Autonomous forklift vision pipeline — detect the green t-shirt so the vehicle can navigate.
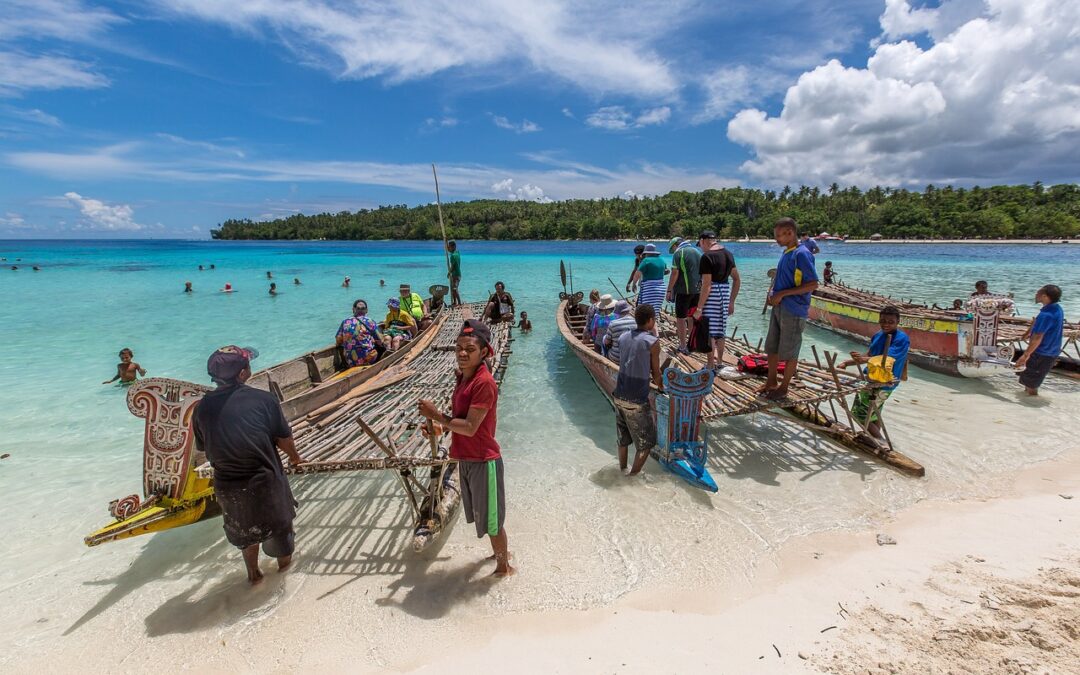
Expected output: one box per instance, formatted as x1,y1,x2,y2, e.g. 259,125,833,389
637,256,667,281
672,244,702,294
401,292,425,320
449,250,461,278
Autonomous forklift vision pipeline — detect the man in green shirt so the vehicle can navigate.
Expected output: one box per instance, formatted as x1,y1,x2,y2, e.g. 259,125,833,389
666,236,702,352
399,283,427,323
448,240,462,306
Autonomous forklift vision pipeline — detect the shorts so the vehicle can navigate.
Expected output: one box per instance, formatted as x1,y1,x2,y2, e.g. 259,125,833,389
765,304,807,360
458,458,506,538
702,282,730,339
216,472,297,554
852,388,893,424
674,292,699,319
450,276,461,291
1018,353,1056,390
614,397,657,452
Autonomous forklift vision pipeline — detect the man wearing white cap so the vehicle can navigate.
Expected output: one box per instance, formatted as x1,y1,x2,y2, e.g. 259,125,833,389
631,243,667,327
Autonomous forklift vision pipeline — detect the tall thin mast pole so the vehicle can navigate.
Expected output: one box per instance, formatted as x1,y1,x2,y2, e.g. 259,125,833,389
432,164,452,283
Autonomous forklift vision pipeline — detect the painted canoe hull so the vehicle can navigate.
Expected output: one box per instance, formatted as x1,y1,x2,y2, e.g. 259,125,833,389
808,296,965,375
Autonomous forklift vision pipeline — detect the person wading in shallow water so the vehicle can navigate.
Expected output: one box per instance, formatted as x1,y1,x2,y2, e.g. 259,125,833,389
193,346,306,585
418,320,514,577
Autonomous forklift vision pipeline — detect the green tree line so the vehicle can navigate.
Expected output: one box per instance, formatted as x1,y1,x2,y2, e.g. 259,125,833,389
211,183,1080,241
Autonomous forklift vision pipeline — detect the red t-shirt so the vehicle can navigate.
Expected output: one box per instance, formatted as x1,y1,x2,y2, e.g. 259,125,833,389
449,363,501,461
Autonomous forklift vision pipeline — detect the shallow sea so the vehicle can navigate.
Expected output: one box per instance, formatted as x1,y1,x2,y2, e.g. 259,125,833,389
0,239,1078,669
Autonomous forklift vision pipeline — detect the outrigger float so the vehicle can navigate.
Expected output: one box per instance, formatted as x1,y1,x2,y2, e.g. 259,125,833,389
557,276,925,493
810,283,1080,377
85,301,513,552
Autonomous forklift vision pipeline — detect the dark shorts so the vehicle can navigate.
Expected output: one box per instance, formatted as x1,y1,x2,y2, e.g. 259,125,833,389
458,458,506,538
215,471,297,554
451,276,461,290
614,397,657,452
1018,353,1056,390
674,293,699,319
765,304,807,361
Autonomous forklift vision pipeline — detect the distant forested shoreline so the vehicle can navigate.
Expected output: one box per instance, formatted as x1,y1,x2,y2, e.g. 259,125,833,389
211,183,1080,241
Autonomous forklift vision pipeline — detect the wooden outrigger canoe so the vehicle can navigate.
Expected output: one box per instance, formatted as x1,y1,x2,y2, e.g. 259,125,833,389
557,281,924,480
810,283,1079,377
85,302,514,552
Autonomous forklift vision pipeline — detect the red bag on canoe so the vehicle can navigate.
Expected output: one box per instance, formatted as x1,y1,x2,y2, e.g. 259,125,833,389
737,353,785,375
687,317,711,354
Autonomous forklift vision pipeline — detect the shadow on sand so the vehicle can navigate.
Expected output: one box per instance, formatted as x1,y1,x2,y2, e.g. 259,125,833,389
67,470,494,637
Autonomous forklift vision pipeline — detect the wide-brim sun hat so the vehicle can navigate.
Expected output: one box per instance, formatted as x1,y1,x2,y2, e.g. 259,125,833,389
668,236,683,253
643,243,660,256
614,299,631,315
598,294,616,310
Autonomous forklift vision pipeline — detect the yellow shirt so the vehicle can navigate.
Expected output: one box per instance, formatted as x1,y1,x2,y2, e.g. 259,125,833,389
384,309,416,329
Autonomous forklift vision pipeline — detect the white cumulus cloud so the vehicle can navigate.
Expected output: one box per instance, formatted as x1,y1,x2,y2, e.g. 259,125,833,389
586,105,671,131
727,0,1080,186
491,178,553,202
63,192,144,231
492,115,541,133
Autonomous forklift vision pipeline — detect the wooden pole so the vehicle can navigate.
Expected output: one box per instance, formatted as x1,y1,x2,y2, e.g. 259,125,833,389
431,164,453,284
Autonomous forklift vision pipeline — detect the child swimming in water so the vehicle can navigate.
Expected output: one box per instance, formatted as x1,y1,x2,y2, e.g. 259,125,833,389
103,348,146,385
517,311,532,333
269,282,277,296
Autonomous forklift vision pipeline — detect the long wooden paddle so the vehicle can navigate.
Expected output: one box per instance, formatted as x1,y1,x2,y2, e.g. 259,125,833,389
560,260,567,295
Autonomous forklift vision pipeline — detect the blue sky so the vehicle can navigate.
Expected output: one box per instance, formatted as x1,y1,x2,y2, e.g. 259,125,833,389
0,0,1076,237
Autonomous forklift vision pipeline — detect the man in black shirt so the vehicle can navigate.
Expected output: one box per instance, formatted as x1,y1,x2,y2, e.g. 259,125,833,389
693,231,741,371
193,346,306,585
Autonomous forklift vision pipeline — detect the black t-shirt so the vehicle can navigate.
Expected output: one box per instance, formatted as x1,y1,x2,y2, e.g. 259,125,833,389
193,384,292,484
699,248,736,284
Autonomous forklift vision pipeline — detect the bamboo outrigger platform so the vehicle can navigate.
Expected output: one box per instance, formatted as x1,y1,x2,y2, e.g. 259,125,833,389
811,282,1079,377
85,301,513,552
557,284,925,491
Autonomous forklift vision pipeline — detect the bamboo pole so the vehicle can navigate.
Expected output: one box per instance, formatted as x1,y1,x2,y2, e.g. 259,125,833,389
432,164,453,284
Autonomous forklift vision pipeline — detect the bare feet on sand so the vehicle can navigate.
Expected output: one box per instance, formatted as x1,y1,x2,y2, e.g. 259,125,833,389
247,567,264,585
277,555,293,572
492,564,516,578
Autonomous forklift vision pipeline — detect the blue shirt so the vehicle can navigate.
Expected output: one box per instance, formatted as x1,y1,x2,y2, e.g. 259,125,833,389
800,238,819,254
1031,302,1064,357
773,245,818,317
867,329,910,391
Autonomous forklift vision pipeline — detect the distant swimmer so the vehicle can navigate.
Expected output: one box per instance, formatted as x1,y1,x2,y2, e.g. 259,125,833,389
32,266,40,271
199,265,204,271
379,279,385,287
10,266,16,271
293,277,301,285
518,311,532,333
342,276,351,288
103,348,146,385
222,282,234,293
210,264,216,270
269,282,277,296
184,281,193,293
266,271,273,279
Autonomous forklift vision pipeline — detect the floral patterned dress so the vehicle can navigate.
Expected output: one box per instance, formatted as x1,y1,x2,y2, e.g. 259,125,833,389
336,315,380,366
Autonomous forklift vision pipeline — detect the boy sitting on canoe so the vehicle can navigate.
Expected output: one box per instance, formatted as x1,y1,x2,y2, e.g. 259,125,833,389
839,305,909,440
418,320,514,577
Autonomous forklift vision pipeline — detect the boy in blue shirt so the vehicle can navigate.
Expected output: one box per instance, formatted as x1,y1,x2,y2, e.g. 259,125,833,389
761,217,819,399
840,305,909,440
1015,284,1064,395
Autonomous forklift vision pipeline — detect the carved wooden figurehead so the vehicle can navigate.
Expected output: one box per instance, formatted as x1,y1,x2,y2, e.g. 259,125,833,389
662,367,714,445
126,378,212,500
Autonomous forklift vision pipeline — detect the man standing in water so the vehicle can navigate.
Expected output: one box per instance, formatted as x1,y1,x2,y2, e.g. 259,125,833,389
193,346,306,584
1015,284,1065,396
419,320,514,577
447,240,462,306
613,304,664,476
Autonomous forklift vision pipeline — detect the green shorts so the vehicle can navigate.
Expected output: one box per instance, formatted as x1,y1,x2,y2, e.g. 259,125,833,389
852,388,892,424
458,458,505,538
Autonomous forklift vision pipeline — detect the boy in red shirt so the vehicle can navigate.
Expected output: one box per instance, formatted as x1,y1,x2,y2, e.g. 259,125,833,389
419,320,514,577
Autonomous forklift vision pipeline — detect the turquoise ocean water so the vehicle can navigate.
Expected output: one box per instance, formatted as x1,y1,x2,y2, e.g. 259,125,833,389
1,239,1078,668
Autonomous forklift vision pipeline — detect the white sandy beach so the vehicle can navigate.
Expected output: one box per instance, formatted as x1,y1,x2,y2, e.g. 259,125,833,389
3,367,1079,674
